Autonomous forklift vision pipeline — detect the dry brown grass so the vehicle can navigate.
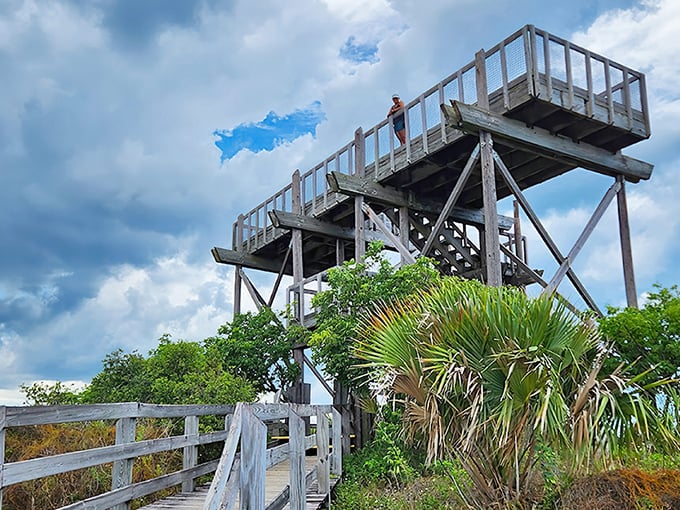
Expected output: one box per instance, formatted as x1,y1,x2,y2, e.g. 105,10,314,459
561,469,680,510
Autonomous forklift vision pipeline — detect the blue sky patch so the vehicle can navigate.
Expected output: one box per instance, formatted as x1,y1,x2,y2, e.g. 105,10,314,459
339,36,379,64
214,102,326,162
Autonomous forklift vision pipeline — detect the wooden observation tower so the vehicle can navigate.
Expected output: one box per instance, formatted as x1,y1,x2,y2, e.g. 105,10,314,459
212,25,652,407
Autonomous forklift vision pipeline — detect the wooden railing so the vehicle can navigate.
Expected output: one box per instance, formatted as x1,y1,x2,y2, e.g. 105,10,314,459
232,24,649,254
0,402,235,509
0,402,341,510
204,402,341,510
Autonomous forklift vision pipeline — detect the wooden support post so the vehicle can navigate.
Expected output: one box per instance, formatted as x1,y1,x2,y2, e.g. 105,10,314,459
316,411,330,494
289,409,307,510
543,181,620,295
334,381,351,457
233,215,245,316
336,239,345,266
291,170,304,321
182,415,199,493
240,406,266,509
331,407,342,476
475,49,502,287
112,416,136,510
513,200,524,262
399,206,410,265
1,406,5,508
480,132,502,287
354,128,366,262
616,175,638,308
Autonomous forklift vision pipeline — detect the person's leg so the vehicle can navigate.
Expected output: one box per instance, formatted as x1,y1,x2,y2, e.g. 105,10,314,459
397,129,406,145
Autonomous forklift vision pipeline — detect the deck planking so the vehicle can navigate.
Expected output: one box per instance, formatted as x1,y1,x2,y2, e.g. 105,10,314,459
140,457,333,510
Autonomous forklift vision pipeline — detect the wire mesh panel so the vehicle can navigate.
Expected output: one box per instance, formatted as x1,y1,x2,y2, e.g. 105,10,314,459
485,49,503,96
505,35,527,82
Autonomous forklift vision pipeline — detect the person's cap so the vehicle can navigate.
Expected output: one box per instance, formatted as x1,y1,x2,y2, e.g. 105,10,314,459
392,93,400,99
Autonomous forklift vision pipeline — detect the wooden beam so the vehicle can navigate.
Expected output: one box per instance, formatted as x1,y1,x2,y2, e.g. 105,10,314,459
616,175,638,308
327,171,514,230
543,180,620,296
479,131,502,287
239,268,267,311
422,144,480,257
270,210,355,240
362,203,416,264
212,247,289,275
268,242,292,307
493,151,603,316
442,101,653,182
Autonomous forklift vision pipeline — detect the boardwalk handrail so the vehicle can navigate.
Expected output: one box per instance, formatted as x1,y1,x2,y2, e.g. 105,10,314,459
232,24,649,254
0,402,236,509
0,402,342,509
204,403,341,510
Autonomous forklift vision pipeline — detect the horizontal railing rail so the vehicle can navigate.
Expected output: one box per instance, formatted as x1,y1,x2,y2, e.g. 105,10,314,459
0,402,237,510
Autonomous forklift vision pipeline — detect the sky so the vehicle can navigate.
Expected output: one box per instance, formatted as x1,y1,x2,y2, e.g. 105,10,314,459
1,0,679,405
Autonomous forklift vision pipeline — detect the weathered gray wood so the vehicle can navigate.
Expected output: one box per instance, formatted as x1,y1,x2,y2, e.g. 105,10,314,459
513,201,524,262
354,128,366,262
475,49,490,110
241,406,267,509
327,171,514,229
234,214,244,315
212,247,289,274
421,144,480,257
361,203,416,264
183,416,199,493
268,242,292,307
289,410,306,510
112,417,136,510
616,175,638,308
204,403,243,510
493,151,603,315
480,131,502,287
60,461,218,510
399,206,410,265
3,403,235,427
240,267,267,311
543,180,620,295
303,354,335,398
331,407,342,476
316,411,330,494
292,169,305,323
3,429,213,486
443,101,653,182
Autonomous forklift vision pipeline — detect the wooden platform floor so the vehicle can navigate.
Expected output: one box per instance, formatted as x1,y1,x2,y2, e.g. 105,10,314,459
140,457,334,510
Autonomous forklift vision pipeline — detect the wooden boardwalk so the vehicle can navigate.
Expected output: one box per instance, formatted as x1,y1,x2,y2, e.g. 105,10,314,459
141,457,334,510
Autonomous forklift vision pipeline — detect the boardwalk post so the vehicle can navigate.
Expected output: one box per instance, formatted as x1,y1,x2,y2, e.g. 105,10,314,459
316,410,330,494
1,405,6,508
112,410,137,510
331,407,342,476
616,175,638,308
182,415,199,493
240,406,266,509
289,409,307,510
476,48,502,287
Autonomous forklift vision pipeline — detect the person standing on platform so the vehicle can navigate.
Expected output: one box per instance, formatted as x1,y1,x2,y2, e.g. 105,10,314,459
388,93,406,145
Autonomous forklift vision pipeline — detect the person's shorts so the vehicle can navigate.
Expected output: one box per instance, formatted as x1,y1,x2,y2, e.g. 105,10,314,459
393,115,405,132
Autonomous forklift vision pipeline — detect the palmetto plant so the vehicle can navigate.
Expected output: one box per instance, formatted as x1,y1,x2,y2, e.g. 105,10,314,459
355,278,664,509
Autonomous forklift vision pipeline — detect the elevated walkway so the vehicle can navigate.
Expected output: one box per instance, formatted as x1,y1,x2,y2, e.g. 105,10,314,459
213,25,650,285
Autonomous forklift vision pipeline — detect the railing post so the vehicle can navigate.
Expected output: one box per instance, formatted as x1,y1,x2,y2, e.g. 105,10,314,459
331,407,342,477
289,409,306,510
1,405,6,509
316,410,330,494
112,411,137,510
234,214,244,316
240,406,266,509
182,415,199,492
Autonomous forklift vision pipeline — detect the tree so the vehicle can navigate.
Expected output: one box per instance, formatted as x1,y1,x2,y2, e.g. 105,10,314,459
80,348,152,404
204,307,302,396
309,242,441,388
599,284,680,389
355,277,667,509
20,381,81,406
